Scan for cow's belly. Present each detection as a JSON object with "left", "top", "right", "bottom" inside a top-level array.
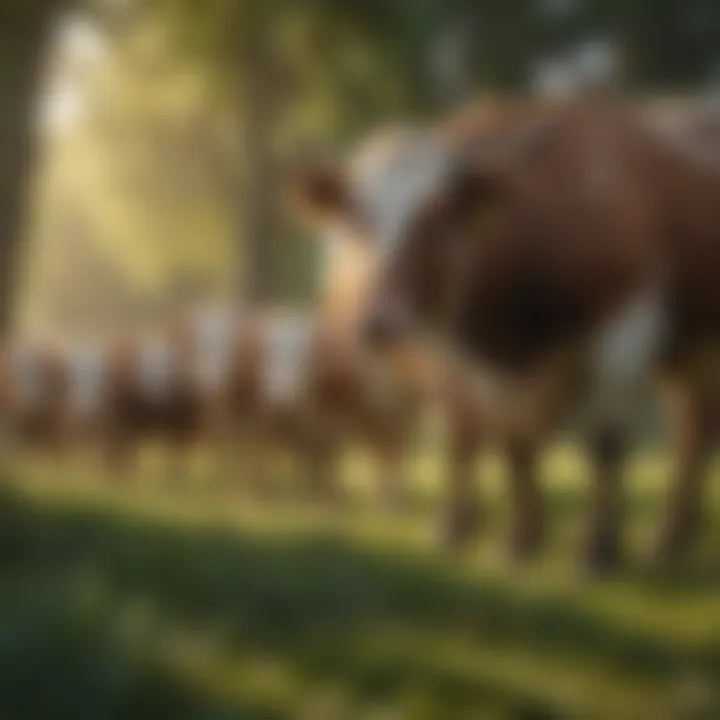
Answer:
[
  {"left": 662, "top": 341, "right": 720, "bottom": 392},
  {"left": 456, "top": 287, "right": 666, "bottom": 438},
  {"left": 461, "top": 361, "right": 572, "bottom": 441}
]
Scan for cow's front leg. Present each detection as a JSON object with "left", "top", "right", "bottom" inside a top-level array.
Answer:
[
  {"left": 295, "top": 407, "right": 344, "bottom": 505},
  {"left": 583, "top": 419, "right": 629, "bottom": 574},
  {"left": 583, "top": 282, "right": 665, "bottom": 574},
  {"left": 205, "top": 402, "right": 234, "bottom": 490},
  {"left": 440, "top": 411, "right": 482, "bottom": 551},
  {"left": 232, "top": 420, "right": 268, "bottom": 498},
  {"left": 166, "top": 435, "right": 193, "bottom": 490},
  {"left": 506, "top": 439, "right": 544, "bottom": 561}
]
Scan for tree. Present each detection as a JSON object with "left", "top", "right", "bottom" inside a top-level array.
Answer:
[
  {"left": 142, "top": 0, "right": 455, "bottom": 305},
  {"left": 139, "top": 0, "right": 720, "bottom": 307},
  {"left": 0, "top": 1, "right": 66, "bottom": 333}
]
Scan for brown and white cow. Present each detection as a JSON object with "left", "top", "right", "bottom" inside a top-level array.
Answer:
[
  {"left": 88, "top": 304, "right": 419, "bottom": 506},
  {"left": 289, "top": 94, "right": 720, "bottom": 572},
  {"left": 146, "top": 304, "right": 420, "bottom": 505},
  {"left": 0, "top": 337, "right": 73, "bottom": 458},
  {"left": 41, "top": 309, "right": 254, "bottom": 485},
  {"left": 290, "top": 120, "right": 553, "bottom": 557},
  {"left": 98, "top": 319, "right": 216, "bottom": 483}
]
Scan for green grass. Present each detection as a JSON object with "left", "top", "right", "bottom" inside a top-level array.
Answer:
[{"left": 0, "top": 446, "right": 718, "bottom": 719}]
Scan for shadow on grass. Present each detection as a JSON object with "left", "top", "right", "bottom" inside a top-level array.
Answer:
[{"left": 0, "top": 483, "right": 718, "bottom": 719}]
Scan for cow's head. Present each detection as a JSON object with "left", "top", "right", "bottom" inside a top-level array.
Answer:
[{"left": 288, "top": 118, "right": 553, "bottom": 359}]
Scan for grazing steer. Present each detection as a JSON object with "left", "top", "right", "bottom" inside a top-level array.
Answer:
[
  {"left": 290, "top": 121, "right": 555, "bottom": 557},
  {"left": 289, "top": 95, "right": 720, "bottom": 572}
]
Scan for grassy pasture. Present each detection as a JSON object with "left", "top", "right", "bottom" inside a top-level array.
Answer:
[{"left": 0, "top": 445, "right": 718, "bottom": 719}]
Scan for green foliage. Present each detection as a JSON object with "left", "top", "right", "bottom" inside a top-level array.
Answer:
[
  {"left": 1, "top": 449, "right": 719, "bottom": 718},
  {"left": 23, "top": 0, "right": 720, "bottom": 326}
]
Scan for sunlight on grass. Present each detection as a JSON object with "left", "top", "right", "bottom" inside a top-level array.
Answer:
[{"left": 1, "top": 443, "right": 719, "bottom": 718}]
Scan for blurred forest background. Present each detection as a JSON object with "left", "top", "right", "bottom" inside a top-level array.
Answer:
[
  {"left": 0, "top": 3, "right": 719, "bottom": 719},
  {"left": 7, "top": 0, "right": 720, "bottom": 340}
]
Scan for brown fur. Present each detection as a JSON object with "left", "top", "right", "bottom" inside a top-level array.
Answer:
[
  {"left": 101, "top": 329, "right": 208, "bottom": 482},
  {"left": 291, "top": 114, "right": 556, "bottom": 555},
  {"left": 290, "top": 94, "right": 720, "bottom": 570},
  {"left": 0, "top": 341, "right": 72, "bottom": 455},
  {"left": 409, "top": 96, "right": 720, "bottom": 568}
]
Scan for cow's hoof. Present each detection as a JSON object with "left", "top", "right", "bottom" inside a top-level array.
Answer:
[
  {"left": 438, "top": 502, "right": 481, "bottom": 552},
  {"left": 582, "top": 535, "right": 622, "bottom": 577}
]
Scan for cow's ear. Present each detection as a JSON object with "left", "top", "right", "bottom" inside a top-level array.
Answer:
[{"left": 284, "top": 163, "right": 351, "bottom": 225}]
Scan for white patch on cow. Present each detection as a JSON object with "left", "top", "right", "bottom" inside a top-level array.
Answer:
[
  {"left": 589, "top": 281, "right": 666, "bottom": 416},
  {"left": 192, "top": 307, "right": 237, "bottom": 393},
  {"left": 321, "top": 225, "right": 358, "bottom": 277},
  {"left": 138, "top": 334, "right": 176, "bottom": 401},
  {"left": 67, "top": 343, "right": 107, "bottom": 417},
  {"left": 261, "top": 314, "right": 315, "bottom": 407},
  {"left": 349, "top": 129, "right": 451, "bottom": 260},
  {"left": 319, "top": 224, "right": 378, "bottom": 336},
  {"left": 452, "top": 283, "right": 667, "bottom": 432}
]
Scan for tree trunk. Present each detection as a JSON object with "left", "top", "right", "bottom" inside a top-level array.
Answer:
[
  {"left": 0, "top": 4, "right": 59, "bottom": 334},
  {"left": 236, "top": 35, "right": 280, "bottom": 307}
]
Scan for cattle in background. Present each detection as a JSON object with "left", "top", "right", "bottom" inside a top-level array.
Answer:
[
  {"left": 176, "top": 304, "right": 259, "bottom": 470},
  {"left": 100, "top": 319, "right": 212, "bottom": 482},
  {"left": 0, "top": 338, "right": 72, "bottom": 457},
  {"left": 223, "top": 307, "right": 421, "bottom": 508},
  {"left": 32, "top": 309, "right": 255, "bottom": 486},
  {"left": 288, "top": 94, "right": 720, "bottom": 573},
  {"left": 75, "top": 303, "right": 418, "bottom": 507}
]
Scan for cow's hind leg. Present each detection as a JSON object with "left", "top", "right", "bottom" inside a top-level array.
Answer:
[
  {"left": 654, "top": 383, "right": 716, "bottom": 564},
  {"left": 245, "top": 426, "right": 272, "bottom": 499}
]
